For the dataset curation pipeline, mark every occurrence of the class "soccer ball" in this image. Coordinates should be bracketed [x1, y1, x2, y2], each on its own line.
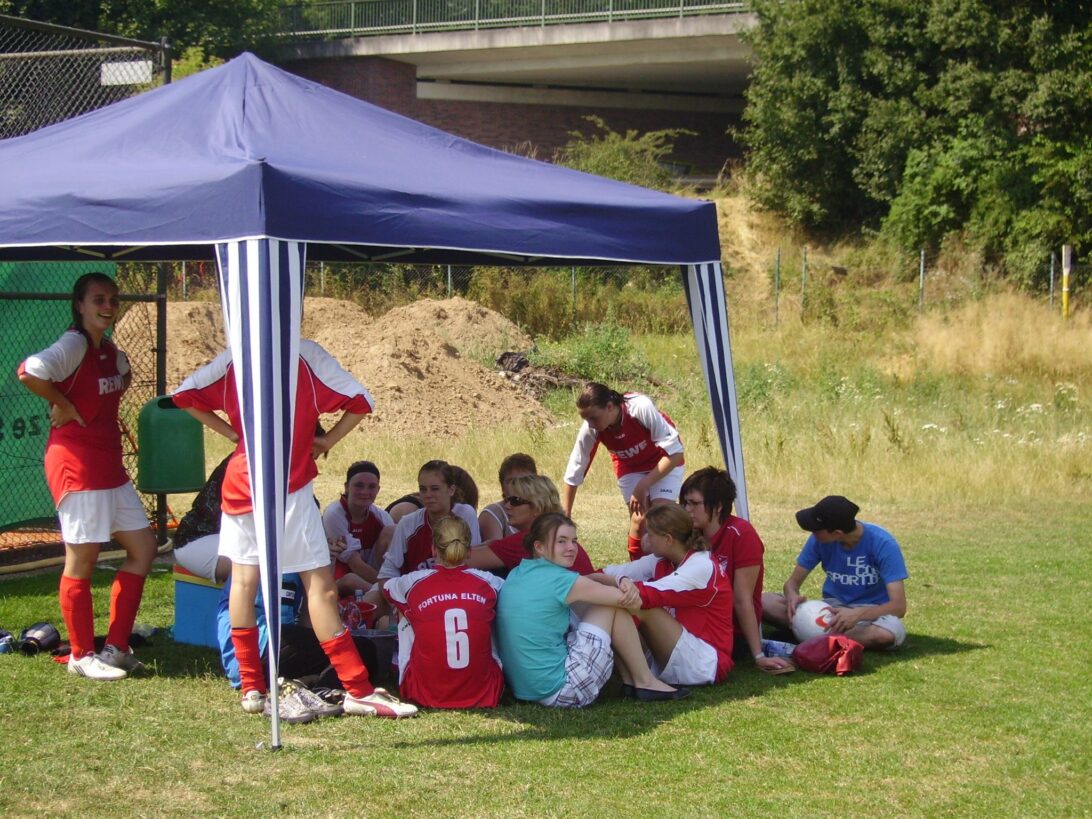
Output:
[791, 600, 836, 642]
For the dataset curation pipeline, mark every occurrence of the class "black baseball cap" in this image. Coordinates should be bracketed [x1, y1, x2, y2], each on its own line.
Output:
[796, 496, 859, 533]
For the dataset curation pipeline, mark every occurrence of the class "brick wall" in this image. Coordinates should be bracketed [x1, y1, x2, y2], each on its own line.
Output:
[287, 56, 741, 177]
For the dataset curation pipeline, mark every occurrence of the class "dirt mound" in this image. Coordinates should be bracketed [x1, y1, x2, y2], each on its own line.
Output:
[122, 297, 549, 436]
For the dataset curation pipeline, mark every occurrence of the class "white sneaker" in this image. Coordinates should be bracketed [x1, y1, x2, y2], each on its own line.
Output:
[345, 687, 418, 719]
[240, 690, 266, 714]
[68, 652, 127, 681]
[100, 644, 145, 673]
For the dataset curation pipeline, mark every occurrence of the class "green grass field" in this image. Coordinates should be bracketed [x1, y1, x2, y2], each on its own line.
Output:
[1, 291, 1089, 816]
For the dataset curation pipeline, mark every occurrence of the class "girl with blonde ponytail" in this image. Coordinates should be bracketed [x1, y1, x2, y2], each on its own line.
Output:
[382, 516, 505, 708]
[601, 504, 737, 688]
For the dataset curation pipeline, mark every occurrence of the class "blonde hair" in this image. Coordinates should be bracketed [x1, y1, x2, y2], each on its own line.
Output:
[645, 504, 709, 552]
[507, 474, 561, 516]
[432, 515, 471, 566]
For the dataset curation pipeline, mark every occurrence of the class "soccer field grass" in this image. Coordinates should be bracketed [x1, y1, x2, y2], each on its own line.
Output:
[0, 496, 1087, 817]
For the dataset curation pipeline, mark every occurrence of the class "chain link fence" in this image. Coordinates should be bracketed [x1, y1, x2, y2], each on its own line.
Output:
[0, 12, 169, 140]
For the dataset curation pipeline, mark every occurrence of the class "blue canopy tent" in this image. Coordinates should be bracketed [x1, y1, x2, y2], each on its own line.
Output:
[0, 53, 745, 741]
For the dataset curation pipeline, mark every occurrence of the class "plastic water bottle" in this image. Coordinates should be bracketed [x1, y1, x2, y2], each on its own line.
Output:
[0, 633, 13, 654]
[761, 638, 797, 659]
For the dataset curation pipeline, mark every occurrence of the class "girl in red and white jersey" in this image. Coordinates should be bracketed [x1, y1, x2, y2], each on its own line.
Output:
[384, 516, 505, 708]
[173, 342, 416, 719]
[602, 504, 734, 686]
[680, 467, 792, 674]
[478, 453, 537, 542]
[18, 272, 157, 681]
[562, 382, 685, 562]
[467, 474, 595, 577]
[377, 460, 481, 582]
[322, 460, 395, 594]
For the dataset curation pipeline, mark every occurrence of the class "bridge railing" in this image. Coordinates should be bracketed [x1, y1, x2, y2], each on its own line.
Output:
[281, 0, 748, 38]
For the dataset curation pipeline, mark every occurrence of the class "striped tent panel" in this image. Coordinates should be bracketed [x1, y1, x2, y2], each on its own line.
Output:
[681, 262, 748, 519]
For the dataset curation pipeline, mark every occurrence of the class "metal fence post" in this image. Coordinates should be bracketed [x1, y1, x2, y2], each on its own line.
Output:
[181, 260, 187, 300]
[447, 265, 453, 297]
[155, 262, 169, 544]
[800, 246, 807, 315]
[320, 261, 325, 296]
[1049, 252, 1056, 308]
[1061, 245, 1073, 319]
[918, 248, 926, 311]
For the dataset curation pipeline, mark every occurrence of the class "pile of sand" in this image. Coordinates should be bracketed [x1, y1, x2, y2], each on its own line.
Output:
[119, 296, 549, 436]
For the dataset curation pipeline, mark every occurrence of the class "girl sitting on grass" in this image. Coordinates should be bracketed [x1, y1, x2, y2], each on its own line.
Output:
[384, 516, 505, 708]
[495, 512, 689, 707]
[602, 504, 735, 688]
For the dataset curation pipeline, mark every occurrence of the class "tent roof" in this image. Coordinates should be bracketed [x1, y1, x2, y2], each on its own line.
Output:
[0, 52, 720, 266]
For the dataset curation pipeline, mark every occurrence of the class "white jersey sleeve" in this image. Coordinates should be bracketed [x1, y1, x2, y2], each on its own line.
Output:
[562, 421, 599, 487]
[378, 508, 420, 580]
[626, 393, 683, 455]
[174, 348, 232, 394]
[321, 501, 361, 562]
[601, 554, 659, 582]
[466, 567, 505, 594]
[22, 331, 88, 382]
[299, 339, 375, 409]
[453, 502, 482, 546]
[383, 567, 434, 606]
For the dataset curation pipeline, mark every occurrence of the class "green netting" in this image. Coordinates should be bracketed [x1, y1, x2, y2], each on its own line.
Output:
[0, 262, 116, 530]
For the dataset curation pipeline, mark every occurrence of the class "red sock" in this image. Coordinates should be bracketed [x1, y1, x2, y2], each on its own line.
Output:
[105, 570, 146, 650]
[231, 627, 266, 695]
[627, 536, 644, 562]
[320, 629, 374, 699]
[59, 575, 95, 659]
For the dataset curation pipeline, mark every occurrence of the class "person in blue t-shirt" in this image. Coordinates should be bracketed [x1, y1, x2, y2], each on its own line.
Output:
[763, 496, 908, 650]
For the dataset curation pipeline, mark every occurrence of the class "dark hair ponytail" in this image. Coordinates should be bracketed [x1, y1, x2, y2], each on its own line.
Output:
[576, 382, 626, 411]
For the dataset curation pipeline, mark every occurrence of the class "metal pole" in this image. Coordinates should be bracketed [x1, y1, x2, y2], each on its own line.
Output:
[160, 37, 171, 84]
[1049, 252, 1056, 308]
[320, 261, 325, 296]
[918, 248, 926, 311]
[774, 247, 781, 327]
[801, 246, 807, 315]
[155, 263, 169, 545]
[1061, 245, 1073, 319]
[571, 266, 577, 325]
[447, 265, 453, 297]
[181, 260, 187, 300]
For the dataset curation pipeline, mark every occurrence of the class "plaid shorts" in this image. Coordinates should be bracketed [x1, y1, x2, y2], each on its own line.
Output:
[540, 621, 614, 708]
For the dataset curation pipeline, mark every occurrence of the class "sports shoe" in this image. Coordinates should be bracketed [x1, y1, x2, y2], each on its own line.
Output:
[100, 644, 145, 673]
[240, 690, 267, 714]
[345, 687, 418, 719]
[67, 652, 127, 681]
[263, 682, 317, 724]
[287, 680, 343, 719]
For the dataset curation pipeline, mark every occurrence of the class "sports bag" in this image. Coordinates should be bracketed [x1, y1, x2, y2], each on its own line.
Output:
[791, 634, 864, 675]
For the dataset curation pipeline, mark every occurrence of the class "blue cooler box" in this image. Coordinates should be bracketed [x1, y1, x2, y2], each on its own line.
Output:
[173, 566, 222, 648]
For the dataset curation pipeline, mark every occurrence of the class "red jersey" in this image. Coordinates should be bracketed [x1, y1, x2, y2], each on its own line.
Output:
[321, 498, 394, 580]
[172, 341, 372, 515]
[606, 551, 734, 682]
[20, 330, 130, 505]
[377, 504, 481, 580]
[564, 392, 684, 484]
[384, 565, 505, 708]
[709, 515, 765, 646]
[486, 530, 596, 576]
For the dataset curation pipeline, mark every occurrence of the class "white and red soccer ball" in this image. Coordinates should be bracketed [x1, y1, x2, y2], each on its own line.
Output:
[791, 600, 836, 641]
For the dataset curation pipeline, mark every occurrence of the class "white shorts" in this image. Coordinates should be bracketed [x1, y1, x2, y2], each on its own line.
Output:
[57, 482, 149, 544]
[172, 534, 221, 581]
[219, 484, 330, 573]
[618, 466, 685, 506]
[540, 621, 614, 708]
[824, 598, 907, 648]
[649, 626, 718, 686]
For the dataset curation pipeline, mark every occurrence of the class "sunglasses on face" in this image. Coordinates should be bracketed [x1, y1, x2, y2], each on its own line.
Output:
[504, 496, 530, 507]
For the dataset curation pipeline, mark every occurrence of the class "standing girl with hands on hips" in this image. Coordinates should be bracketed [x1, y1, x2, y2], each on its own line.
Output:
[18, 272, 157, 680]
[562, 382, 684, 561]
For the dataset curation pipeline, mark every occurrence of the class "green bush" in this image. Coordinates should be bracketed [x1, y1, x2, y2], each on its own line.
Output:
[554, 115, 693, 190]
[530, 322, 649, 385]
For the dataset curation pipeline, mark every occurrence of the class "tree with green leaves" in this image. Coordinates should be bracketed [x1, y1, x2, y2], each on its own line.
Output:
[741, 0, 1091, 283]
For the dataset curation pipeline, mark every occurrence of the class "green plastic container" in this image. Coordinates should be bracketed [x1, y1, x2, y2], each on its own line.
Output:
[136, 396, 206, 493]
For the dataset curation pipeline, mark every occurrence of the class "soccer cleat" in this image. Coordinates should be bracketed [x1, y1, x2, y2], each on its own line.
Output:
[67, 652, 127, 681]
[263, 683, 317, 724]
[240, 690, 267, 714]
[345, 687, 418, 719]
[286, 680, 343, 719]
[99, 644, 145, 673]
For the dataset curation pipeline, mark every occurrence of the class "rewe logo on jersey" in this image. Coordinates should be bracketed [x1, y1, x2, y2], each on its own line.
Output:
[614, 439, 648, 460]
[98, 374, 124, 395]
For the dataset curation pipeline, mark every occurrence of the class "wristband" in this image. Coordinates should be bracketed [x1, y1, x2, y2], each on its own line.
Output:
[753, 651, 767, 660]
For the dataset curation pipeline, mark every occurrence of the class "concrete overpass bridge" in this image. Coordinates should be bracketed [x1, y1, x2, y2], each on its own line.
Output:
[279, 1, 755, 178]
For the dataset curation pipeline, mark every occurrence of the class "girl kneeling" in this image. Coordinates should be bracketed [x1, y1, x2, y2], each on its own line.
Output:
[603, 504, 735, 687]
[496, 513, 688, 707]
